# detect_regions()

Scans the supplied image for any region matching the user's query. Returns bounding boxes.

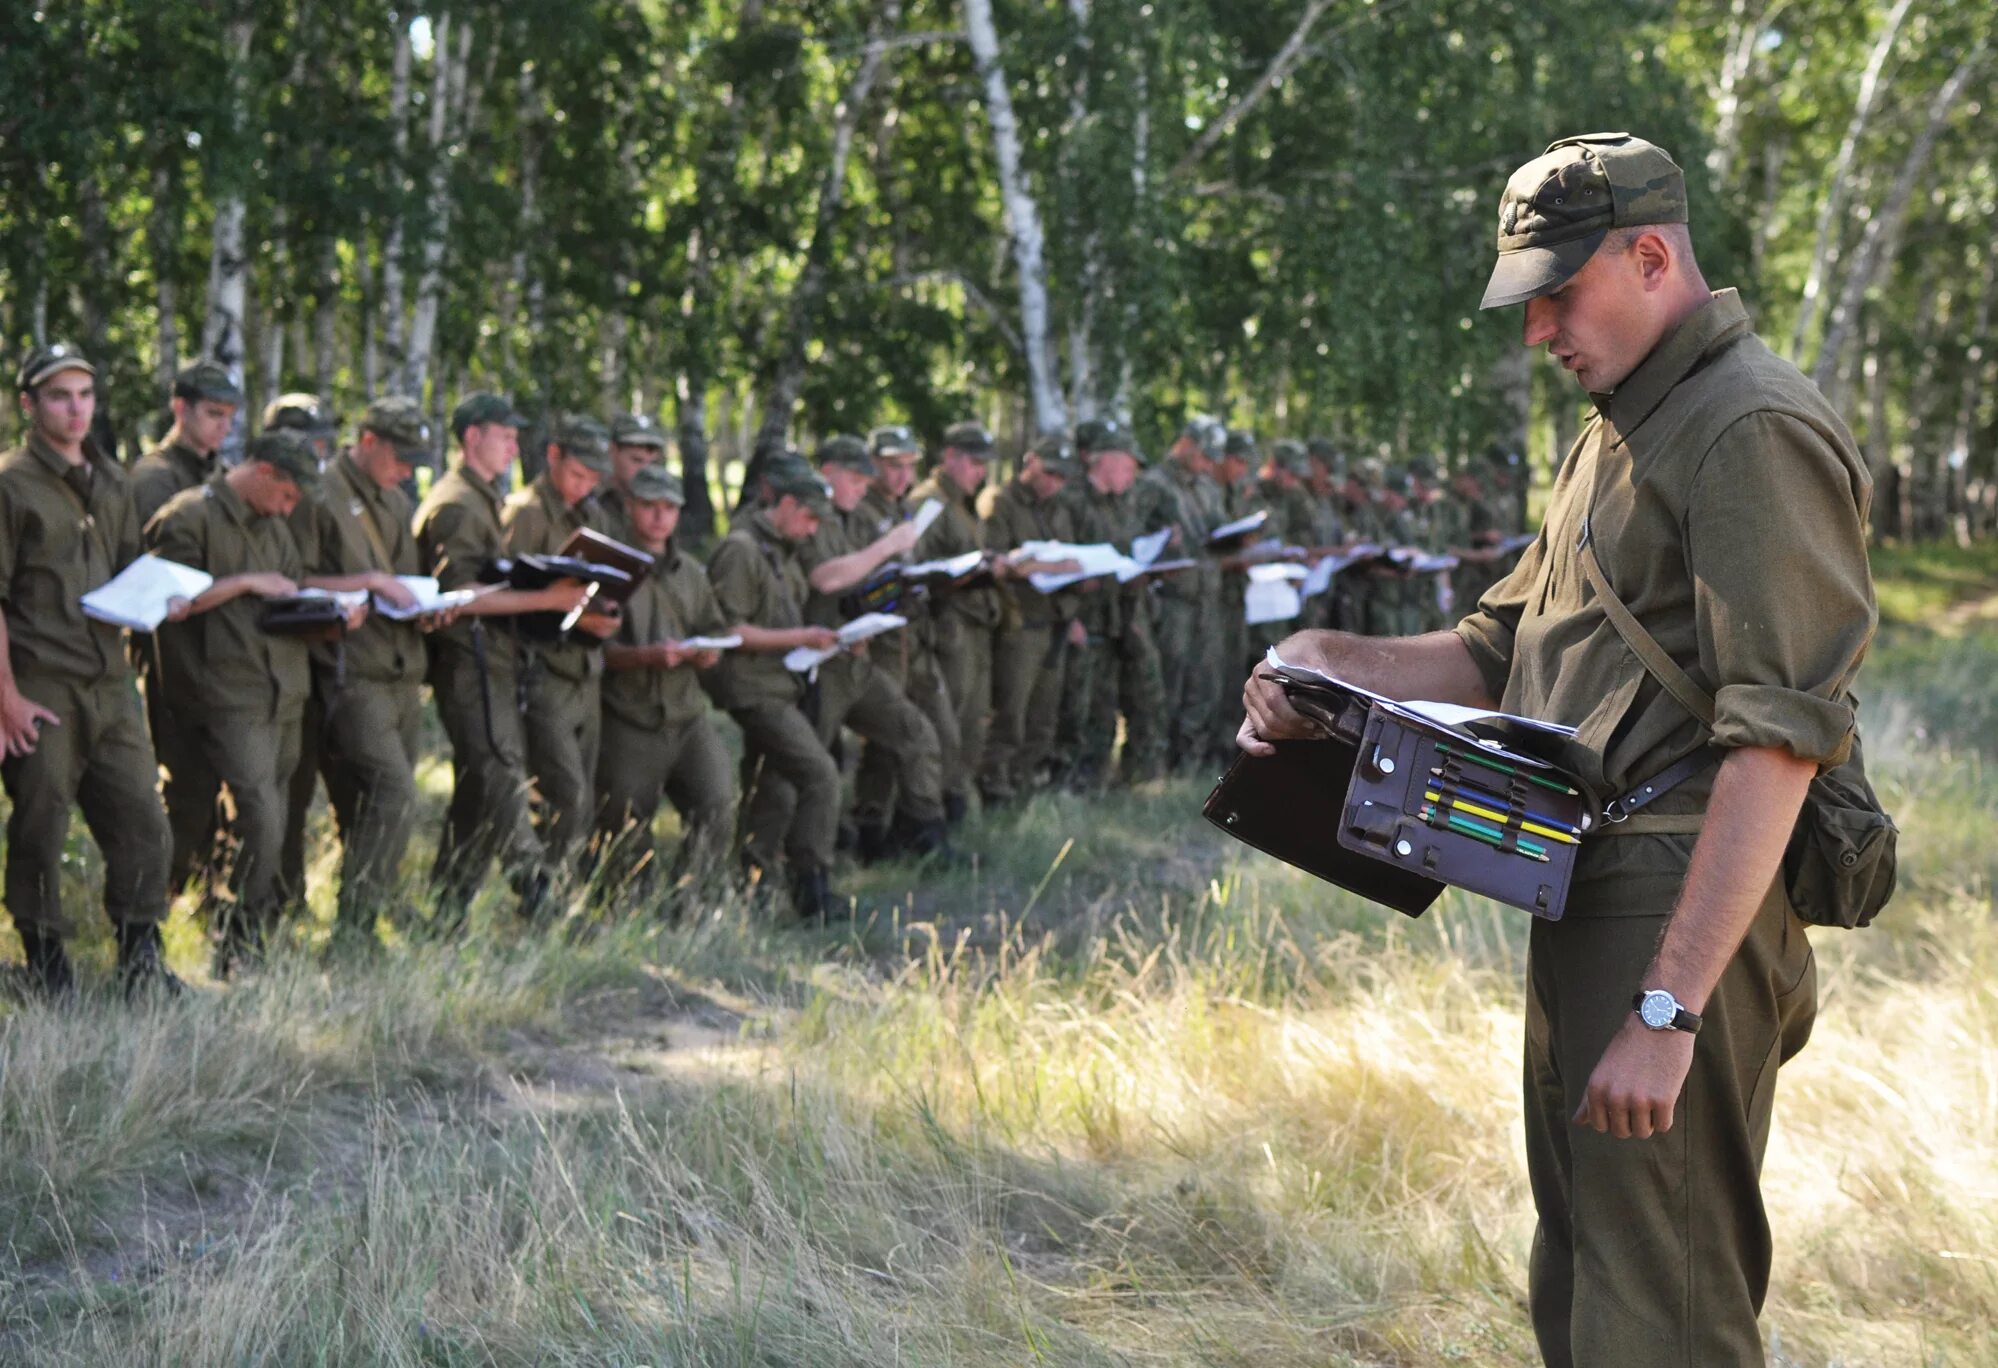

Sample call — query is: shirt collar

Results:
[208,472,256,527]
[1594,288,1753,437]
[334,452,384,508]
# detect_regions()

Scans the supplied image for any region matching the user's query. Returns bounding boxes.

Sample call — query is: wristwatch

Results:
[1632,988,1702,1034]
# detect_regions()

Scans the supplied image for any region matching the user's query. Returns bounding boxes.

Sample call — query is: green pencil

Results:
[1434,741,1580,798]
[1420,805,1552,862]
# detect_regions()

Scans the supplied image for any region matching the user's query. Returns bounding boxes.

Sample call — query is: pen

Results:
[1433,740,1580,797]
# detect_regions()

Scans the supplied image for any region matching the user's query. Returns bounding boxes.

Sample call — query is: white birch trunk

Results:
[151,158,181,391]
[1112,64,1149,422]
[379,18,414,392]
[1790,0,1915,358]
[1812,48,1984,387]
[964,0,1066,436]
[400,13,472,400]
[201,11,257,377]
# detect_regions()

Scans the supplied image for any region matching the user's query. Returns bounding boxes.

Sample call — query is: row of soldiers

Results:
[0,343,1525,993]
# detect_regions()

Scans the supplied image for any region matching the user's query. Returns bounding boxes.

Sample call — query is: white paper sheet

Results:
[1262,647,1578,750]
[372,575,480,621]
[294,587,373,612]
[675,634,743,652]
[1300,556,1338,598]
[1023,542,1136,592]
[1129,526,1171,567]
[80,555,214,631]
[1210,510,1268,543]
[910,499,945,539]
[1386,547,1461,574]
[1243,566,1305,625]
[784,612,908,672]
[902,551,984,579]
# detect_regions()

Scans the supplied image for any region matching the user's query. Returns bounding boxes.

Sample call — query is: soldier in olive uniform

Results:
[908,422,1004,821]
[1066,418,1166,786]
[797,435,949,856]
[1133,419,1226,771]
[130,360,245,902]
[284,398,442,943]
[978,435,1086,799]
[146,431,363,969]
[705,456,847,918]
[1363,466,1424,637]
[1244,133,1875,1368]
[413,393,592,926]
[594,463,736,900]
[1248,439,1321,651]
[501,416,623,871]
[1207,429,1261,763]
[853,425,960,837]
[1,346,180,995]
[1331,456,1384,634]
[596,412,669,545]
[1299,438,1350,631]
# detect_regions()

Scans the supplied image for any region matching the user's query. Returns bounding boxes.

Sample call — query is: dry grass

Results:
[1,561,1995,1365]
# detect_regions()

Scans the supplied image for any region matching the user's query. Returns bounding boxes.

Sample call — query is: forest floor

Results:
[1,542,1996,1366]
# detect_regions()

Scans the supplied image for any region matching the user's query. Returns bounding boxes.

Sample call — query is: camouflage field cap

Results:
[17,343,95,392]
[943,421,996,459]
[552,415,613,474]
[1179,416,1226,459]
[763,453,834,515]
[1270,438,1311,478]
[173,360,244,406]
[611,412,669,449]
[361,395,439,467]
[1353,456,1387,485]
[1481,132,1687,310]
[264,392,337,437]
[1222,428,1259,462]
[450,391,527,439]
[1407,453,1440,482]
[626,462,686,506]
[869,424,922,458]
[247,429,322,489]
[1030,434,1082,479]
[1306,437,1346,475]
[816,433,877,475]
[1076,417,1141,463]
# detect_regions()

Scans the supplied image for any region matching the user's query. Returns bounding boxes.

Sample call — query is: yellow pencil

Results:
[1422,790,1581,846]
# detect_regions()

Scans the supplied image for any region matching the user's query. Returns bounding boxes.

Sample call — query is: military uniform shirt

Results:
[146,475,309,717]
[1455,289,1875,903]
[909,473,1001,629]
[130,438,217,530]
[0,434,142,683]
[706,508,810,709]
[414,463,514,671]
[979,477,1079,627]
[602,540,728,731]
[289,452,426,686]
[501,475,604,684]
[796,502,875,629]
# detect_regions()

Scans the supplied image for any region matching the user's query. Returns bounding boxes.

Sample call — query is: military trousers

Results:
[320,677,424,933]
[429,642,546,916]
[1154,593,1220,768]
[933,613,993,799]
[279,679,328,913]
[816,655,943,825]
[1081,604,1166,785]
[522,662,602,867]
[144,661,222,898]
[594,712,734,902]
[982,622,1051,799]
[1,672,171,937]
[731,703,840,873]
[855,637,958,826]
[181,704,303,937]
[1525,876,1816,1368]
[1212,575,1252,761]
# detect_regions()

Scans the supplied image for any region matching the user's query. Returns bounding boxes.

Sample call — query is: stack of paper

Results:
[1264,646,1577,758]
[294,587,372,612]
[1244,562,1309,625]
[676,634,743,652]
[784,612,909,672]
[372,575,480,621]
[1209,510,1269,544]
[1022,542,1136,593]
[80,555,213,631]
[910,499,945,539]
[902,551,985,580]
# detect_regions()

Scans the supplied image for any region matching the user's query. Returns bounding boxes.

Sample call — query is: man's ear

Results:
[1634,229,1675,291]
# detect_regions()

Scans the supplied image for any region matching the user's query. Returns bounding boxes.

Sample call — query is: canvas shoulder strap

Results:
[1576,518,1716,726]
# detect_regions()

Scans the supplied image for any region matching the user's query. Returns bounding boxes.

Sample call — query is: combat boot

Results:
[115,923,185,1000]
[19,928,74,1001]
[856,822,894,865]
[943,791,969,827]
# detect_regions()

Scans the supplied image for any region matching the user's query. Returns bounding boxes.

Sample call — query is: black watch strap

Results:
[1631,990,1703,1034]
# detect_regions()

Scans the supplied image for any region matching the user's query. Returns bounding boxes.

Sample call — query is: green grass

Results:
[1,545,1995,1365]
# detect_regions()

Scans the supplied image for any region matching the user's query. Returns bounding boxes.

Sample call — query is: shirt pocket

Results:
[1566,636,1648,797]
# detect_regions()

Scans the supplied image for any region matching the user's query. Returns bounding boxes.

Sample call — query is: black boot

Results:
[789,866,843,922]
[19,928,74,1000]
[902,818,959,864]
[856,823,893,865]
[943,791,969,827]
[116,923,184,1000]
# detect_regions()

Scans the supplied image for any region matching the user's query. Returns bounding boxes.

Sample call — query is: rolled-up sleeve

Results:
[1453,531,1541,703]
[1687,411,1874,767]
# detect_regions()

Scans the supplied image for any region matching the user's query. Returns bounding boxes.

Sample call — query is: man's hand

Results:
[1573,1017,1697,1139]
[575,607,621,640]
[1066,619,1088,648]
[799,626,840,652]
[0,687,59,758]
[245,573,301,598]
[343,602,371,632]
[881,521,922,557]
[1236,669,1329,756]
[371,574,420,611]
[656,642,688,669]
[689,648,722,670]
[538,580,593,615]
[165,596,193,623]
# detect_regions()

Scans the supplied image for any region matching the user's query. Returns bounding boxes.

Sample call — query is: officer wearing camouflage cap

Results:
[1132,417,1228,770]
[1,345,181,995]
[500,415,623,874]
[705,453,847,917]
[908,421,1003,820]
[415,392,583,927]
[979,433,1087,799]
[794,435,949,858]
[264,391,339,465]
[1243,133,1877,1368]
[599,412,670,543]
[1204,428,1261,763]
[144,429,356,972]
[593,461,739,900]
[280,395,442,945]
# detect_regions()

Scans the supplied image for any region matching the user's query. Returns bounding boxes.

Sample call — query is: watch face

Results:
[1639,991,1676,1030]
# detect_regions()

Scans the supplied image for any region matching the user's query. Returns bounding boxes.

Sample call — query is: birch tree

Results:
[202,8,258,385]
[398,11,475,401]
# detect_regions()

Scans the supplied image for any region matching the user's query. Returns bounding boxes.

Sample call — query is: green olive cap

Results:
[610,412,670,449]
[552,415,613,474]
[360,395,440,467]
[1270,439,1311,477]
[247,429,322,489]
[1179,416,1226,459]
[1029,435,1082,479]
[942,421,995,459]
[264,392,337,437]
[763,453,834,515]
[172,360,244,406]
[16,343,95,393]
[1306,437,1346,475]
[1222,429,1259,461]
[816,433,877,474]
[1407,454,1440,482]
[869,424,921,458]
[1481,132,1687,310]
[1076,416,1141,462]
[450,391,528,440]
[626,463,685,505]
